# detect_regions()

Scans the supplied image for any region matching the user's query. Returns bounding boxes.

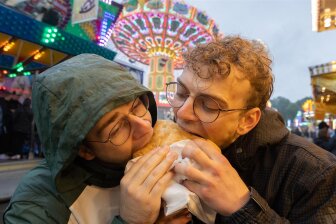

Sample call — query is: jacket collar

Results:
[223,109,289,171]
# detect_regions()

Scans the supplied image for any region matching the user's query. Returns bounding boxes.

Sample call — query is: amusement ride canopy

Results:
[111,0,220,111]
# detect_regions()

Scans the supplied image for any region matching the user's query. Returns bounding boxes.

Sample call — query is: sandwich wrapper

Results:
[127,139,216,224]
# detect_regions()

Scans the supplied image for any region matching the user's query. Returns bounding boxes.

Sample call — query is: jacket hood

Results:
[32,54,157,192]
[224,108,289,170]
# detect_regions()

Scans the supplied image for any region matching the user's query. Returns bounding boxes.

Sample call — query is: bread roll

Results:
[133,120,200,158]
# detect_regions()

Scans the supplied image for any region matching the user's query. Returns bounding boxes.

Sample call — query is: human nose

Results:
[175,96,199,121]
[128,115,152,139]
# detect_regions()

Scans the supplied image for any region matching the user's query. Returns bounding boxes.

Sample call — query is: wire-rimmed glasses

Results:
[86,94,149,146]
[166,82,252,123]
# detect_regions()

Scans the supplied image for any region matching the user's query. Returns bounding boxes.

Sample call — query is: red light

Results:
[3,70,8,75]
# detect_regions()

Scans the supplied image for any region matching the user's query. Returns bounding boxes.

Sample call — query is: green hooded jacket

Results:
[3,54,157,224]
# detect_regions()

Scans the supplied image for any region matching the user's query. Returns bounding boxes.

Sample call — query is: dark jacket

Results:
[217,109,336,223]
[12,99,33,135]
[313,128,331,151]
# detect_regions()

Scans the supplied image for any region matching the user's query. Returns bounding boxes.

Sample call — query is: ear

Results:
[78,144,96,161]
[236,108,261,135]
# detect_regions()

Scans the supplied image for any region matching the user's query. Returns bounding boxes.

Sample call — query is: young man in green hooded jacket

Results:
[3,54,179,223]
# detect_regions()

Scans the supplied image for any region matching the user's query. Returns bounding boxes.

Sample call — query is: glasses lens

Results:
[131,94,149,117]
[166,82,187,108]
[109,119,131,146]
[194,95,220,123]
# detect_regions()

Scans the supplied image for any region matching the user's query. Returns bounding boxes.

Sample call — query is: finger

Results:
[174,162,208,184]
[180,141,213,169]
[124,146,169,184]
[192,138,223,161]
[142,151,178,193]
[124,146,161,179]
[182,179,200,195]
[150,171,175,198]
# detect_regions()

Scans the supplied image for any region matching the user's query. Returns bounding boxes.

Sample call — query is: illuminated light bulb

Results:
[324,17,331,28]
[3,42,15,52]
[34,51,45,60]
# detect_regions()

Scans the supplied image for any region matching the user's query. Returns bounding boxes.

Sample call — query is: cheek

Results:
[203,121,237,147]
[116,143,133,161]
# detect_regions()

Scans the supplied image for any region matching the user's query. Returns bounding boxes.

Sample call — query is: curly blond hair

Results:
[182,36,274,110]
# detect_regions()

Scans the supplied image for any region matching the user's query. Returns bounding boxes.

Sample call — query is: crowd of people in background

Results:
[0,89,43,161]
[291,121,336,155]
[313,121,336,155]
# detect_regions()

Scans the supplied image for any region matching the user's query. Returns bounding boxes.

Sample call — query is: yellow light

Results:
[34,51,45,60]
[324,17,331,28]
[3,41,15,52]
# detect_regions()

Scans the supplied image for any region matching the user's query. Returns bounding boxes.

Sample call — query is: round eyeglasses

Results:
[166,82,252,123]
[86,94,149,146]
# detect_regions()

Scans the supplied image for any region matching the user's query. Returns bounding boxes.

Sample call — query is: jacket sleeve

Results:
[218,187,290,223]
[219,165,336,224]
[3,202,60,224]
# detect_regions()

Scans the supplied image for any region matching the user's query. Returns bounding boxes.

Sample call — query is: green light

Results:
[42,27,64,44]
[17,66,24,72]
[23,71,31,76]
[15,62,23,68]
[15,62,24,72]
[9,73,17,78]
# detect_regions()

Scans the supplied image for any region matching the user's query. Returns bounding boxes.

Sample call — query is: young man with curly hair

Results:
[168,36,336,223]
[125,36,336,223]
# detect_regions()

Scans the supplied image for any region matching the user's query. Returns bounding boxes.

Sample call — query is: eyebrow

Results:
[95,99,136,135]
[176,77,229,108]
[96,112,120,136]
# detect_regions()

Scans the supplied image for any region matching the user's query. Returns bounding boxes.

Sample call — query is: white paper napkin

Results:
[163,140,216,224]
